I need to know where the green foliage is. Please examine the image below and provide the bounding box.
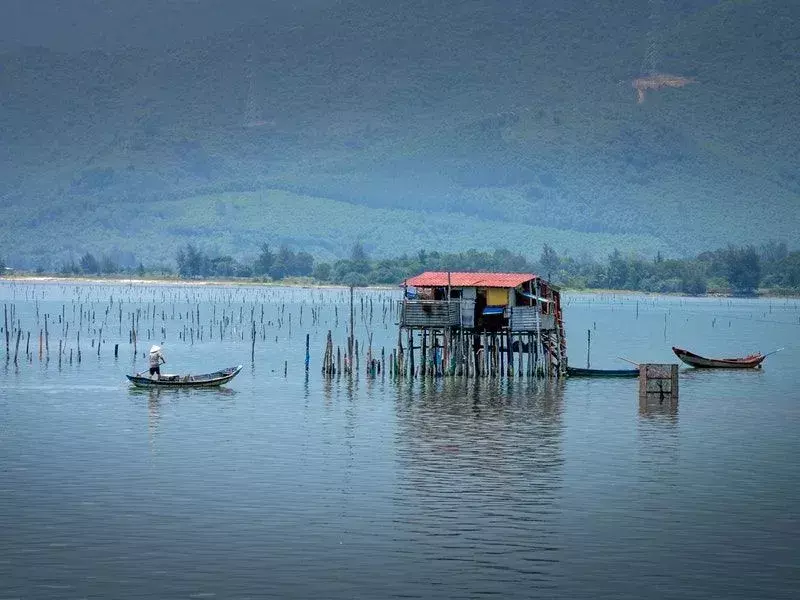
[312,262,332,282]
[3,1,799,268]
[725,245,761,295]
[173,243,316,281]
[80,253,100,275]
[10,241,800,296]
[253,244,274,276]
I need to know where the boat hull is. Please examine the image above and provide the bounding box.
[126,365,243,388]
[566,366,639,378]
[672,347,764,369]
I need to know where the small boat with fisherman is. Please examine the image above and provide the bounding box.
[127,365,243,388]
[671,346,782,369]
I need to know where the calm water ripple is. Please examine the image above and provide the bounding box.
[1,283,798,599]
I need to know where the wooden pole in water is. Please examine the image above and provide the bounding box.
[587,329,591,368]
[408,329,415,378]
[305,333,310,372]
[251,320,256,362]
[421,329,427,377]
[4,304,8,359]
[348,286,355,374]
[14,328,21,365]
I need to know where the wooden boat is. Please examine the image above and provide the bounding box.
[127,365,243,388]
[566,366,639,378]
[671,347,765,369]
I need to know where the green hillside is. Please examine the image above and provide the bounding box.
[0,0,798,269]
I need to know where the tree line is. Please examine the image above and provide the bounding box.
[5,242,800,296]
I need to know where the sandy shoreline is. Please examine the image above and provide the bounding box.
[0,274,395,291]
[1,275,795,298]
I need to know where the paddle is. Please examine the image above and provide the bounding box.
[616,356,640,367]
[761,347,784,358]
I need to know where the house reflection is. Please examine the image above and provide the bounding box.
[390,378,566,584]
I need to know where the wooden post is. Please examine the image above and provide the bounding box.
[506,331,513,377]
[348,285,355,374]
[639,363,679,414]
[4,304,8,360]
[421,329,427,377]
[251,320,256,362]
[587,329,591,368]
[408,329,415,378]
[14,328,21,365]
[305,333,310,372]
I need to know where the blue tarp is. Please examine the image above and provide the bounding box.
[482,306,505,315]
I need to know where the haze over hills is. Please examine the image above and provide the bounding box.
[1,0,798,269]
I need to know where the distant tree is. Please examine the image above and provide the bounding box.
[606,249,628,289]
[312,262,332,281]
[341,271,367,287]
[100,255,118,274]
[540,244,560,279]
[270,245,295,279]
[176,244,206,278]
[680,262,707,296]
[417,249,428,268]
[759,241,788,264]
[60,260,79,275]
[80,252,100,274]
[350,242,371,275]
[725,245,761,294]
[254,243,274,276]
[778,252,800,288]
[0,256,5,275]
[176,247,187,277]
[294,251,314,276]
[373,263,400,284]
[236,262,253,278]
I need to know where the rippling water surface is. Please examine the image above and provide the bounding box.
[1,282,798,599]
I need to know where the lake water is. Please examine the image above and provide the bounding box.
[1,281,798,599]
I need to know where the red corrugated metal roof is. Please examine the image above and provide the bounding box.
[404,272,538,288]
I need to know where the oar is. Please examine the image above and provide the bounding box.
[616,356,640,367]
[762,347,784,358]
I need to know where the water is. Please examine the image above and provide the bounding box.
[1,281,798,599]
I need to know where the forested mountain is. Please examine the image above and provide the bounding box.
[1,0,798,269]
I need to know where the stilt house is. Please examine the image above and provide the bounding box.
[398,271,567,377]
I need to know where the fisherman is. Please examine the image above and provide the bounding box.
[148,344,166,379]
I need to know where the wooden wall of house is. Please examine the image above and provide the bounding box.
[401,301,461,328]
